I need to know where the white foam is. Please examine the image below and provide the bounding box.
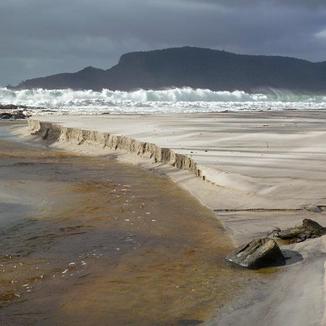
[1,87,326,114]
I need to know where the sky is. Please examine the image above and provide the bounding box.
[1,0,326,86]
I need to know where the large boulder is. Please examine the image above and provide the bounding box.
[225,238,285,269]
[272,219,325,243]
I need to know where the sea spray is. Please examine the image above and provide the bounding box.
[0,87,326,114]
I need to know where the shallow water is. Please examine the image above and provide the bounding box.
[0,122,260,325]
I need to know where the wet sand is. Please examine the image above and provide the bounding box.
[0,122,268,325]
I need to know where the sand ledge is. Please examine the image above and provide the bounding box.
[28,119,203,178]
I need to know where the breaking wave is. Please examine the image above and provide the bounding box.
[1,87,326,114]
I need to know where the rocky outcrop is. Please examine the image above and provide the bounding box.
[0,104,24,111]
[225,238,285,269]
[28,120,203,178]
[0,104,32,120]
[271,219,326,243]
[225,219,326,269]
[0,110,29,120]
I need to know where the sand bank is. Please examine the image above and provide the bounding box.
[15,111,326,325]
[24,112,326,240]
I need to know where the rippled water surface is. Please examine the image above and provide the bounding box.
[0,122,254,325]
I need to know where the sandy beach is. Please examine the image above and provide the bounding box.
[3,0,326,324]
[15,110,326,325]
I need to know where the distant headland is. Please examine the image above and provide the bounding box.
[14,47,326,92]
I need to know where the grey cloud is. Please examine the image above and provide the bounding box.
[0,0,325,85]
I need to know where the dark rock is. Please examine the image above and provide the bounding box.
[0,104,20,111]
[0,110,29,120]
[303,218,324,232]
[13,111,29,119]
[0,113,13,119]
[272,219,325,243]
[225,238,285,269]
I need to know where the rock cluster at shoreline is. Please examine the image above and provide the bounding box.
[226,219,325,269]
[0,104,31,120]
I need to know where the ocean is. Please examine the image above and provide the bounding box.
[1,87,326,115]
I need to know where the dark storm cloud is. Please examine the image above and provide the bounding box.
[0,0,326,85]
